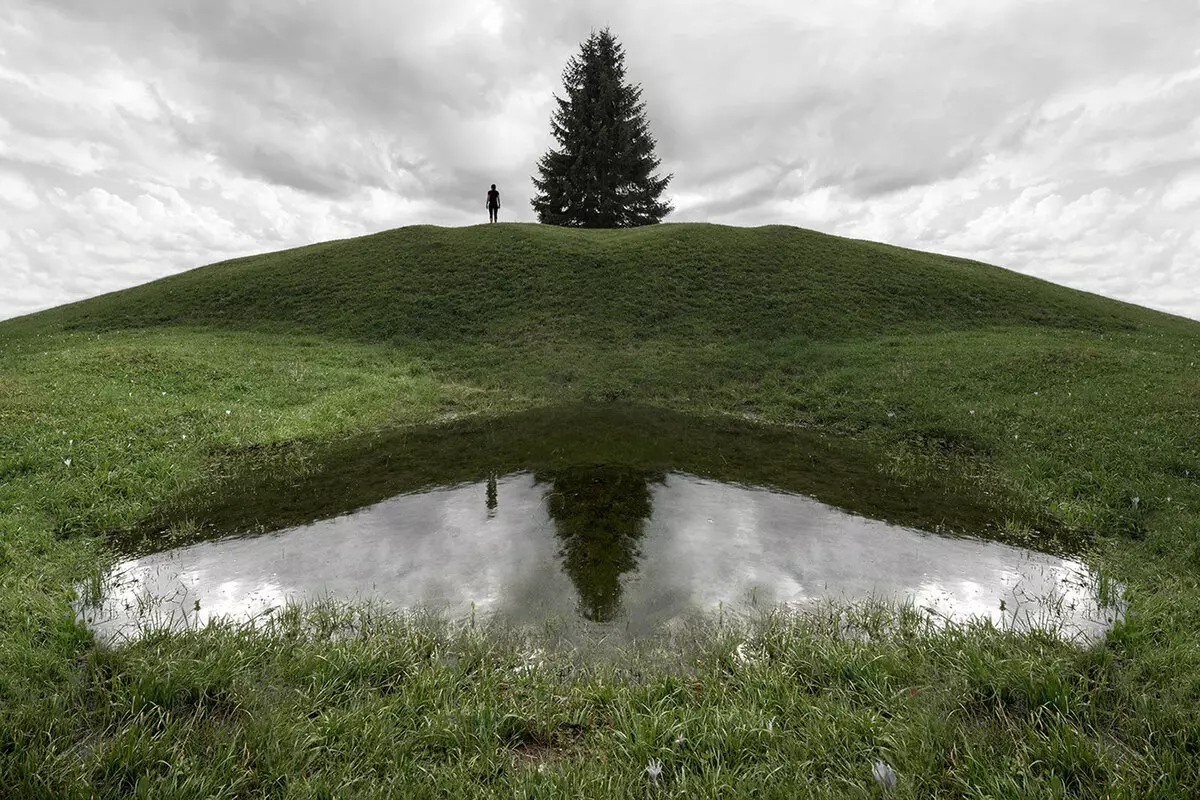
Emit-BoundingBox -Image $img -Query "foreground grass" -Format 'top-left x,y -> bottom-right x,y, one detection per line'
2,223 -> 1200,797
6,602 -> 1186,799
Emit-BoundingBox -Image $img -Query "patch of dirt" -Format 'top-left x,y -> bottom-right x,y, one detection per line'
511,741 -> 565,764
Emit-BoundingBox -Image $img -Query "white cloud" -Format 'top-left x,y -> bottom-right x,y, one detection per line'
1162,172 -> 1200,211
0,169 -> 38,210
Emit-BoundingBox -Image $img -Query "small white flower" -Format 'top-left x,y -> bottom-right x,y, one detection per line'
646,759 -> 663,783
225,410 -> 231,415
1132,496 -> 1140,507
887,412 -> 895,418
161,391 -> 166,396
872,760 -> 897,790
63,458 -> 71,467
1034,391 -> 1039,396
767,718 -> 775,735
182,434 -> 188,439
673,733 -> 686,748
969,409 -> 975,415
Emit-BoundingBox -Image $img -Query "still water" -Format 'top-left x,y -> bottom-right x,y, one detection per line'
81,453 -> 1119,642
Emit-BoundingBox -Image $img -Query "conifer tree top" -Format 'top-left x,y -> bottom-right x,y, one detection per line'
531,28 -> 673,228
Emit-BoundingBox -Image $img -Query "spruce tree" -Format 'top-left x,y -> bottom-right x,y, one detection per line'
531,28 -> 673,227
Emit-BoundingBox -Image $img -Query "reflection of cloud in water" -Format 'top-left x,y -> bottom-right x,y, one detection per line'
80,472 -> 1120,643
84,552 -> 291,637
84,475 -> 575,641
626,477 -> 1116,638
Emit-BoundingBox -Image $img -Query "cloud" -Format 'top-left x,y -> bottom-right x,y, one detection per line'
0,168 -> 39,211
0,0 -> 1198,321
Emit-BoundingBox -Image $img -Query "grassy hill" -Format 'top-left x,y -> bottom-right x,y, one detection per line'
19,223 -> 1192,344
2,223 -> 1200,797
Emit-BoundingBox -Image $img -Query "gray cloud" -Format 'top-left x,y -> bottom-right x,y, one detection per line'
1,0 -> 1198,321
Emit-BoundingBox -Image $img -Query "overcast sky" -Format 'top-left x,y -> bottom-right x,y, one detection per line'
2,0 -> 1199,322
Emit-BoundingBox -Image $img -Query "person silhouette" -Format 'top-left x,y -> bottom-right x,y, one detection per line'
486,184 -> 500,223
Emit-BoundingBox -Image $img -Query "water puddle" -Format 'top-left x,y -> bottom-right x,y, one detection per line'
79,405 -> 1121,642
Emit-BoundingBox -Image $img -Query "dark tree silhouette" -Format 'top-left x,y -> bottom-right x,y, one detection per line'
531,28 -> 673,227
536,464 -> 664,622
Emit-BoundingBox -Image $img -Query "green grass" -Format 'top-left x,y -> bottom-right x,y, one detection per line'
24,223 -> 1186,346
2,222 -> 1199,797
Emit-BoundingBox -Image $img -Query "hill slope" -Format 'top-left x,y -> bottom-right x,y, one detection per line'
11,223 -> 1194,344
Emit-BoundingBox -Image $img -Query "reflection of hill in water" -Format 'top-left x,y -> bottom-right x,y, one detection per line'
125,404 -> 1075,558
536,465 -> 664,622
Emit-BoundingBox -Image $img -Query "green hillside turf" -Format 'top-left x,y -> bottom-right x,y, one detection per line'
20,223 -> 1192,345
3,223 -> 1200,797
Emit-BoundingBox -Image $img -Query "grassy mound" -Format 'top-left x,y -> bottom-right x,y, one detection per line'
20,223 -> 1191,344
2,223 -> 1199,797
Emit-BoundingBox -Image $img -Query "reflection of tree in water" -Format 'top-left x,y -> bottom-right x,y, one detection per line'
486,474 -> 498,518
535,464 -> 664,622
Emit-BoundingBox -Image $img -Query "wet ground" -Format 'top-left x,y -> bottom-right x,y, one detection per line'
81,405 -> 1120,641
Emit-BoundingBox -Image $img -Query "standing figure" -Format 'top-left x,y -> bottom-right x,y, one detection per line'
486,184 -> 501,223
